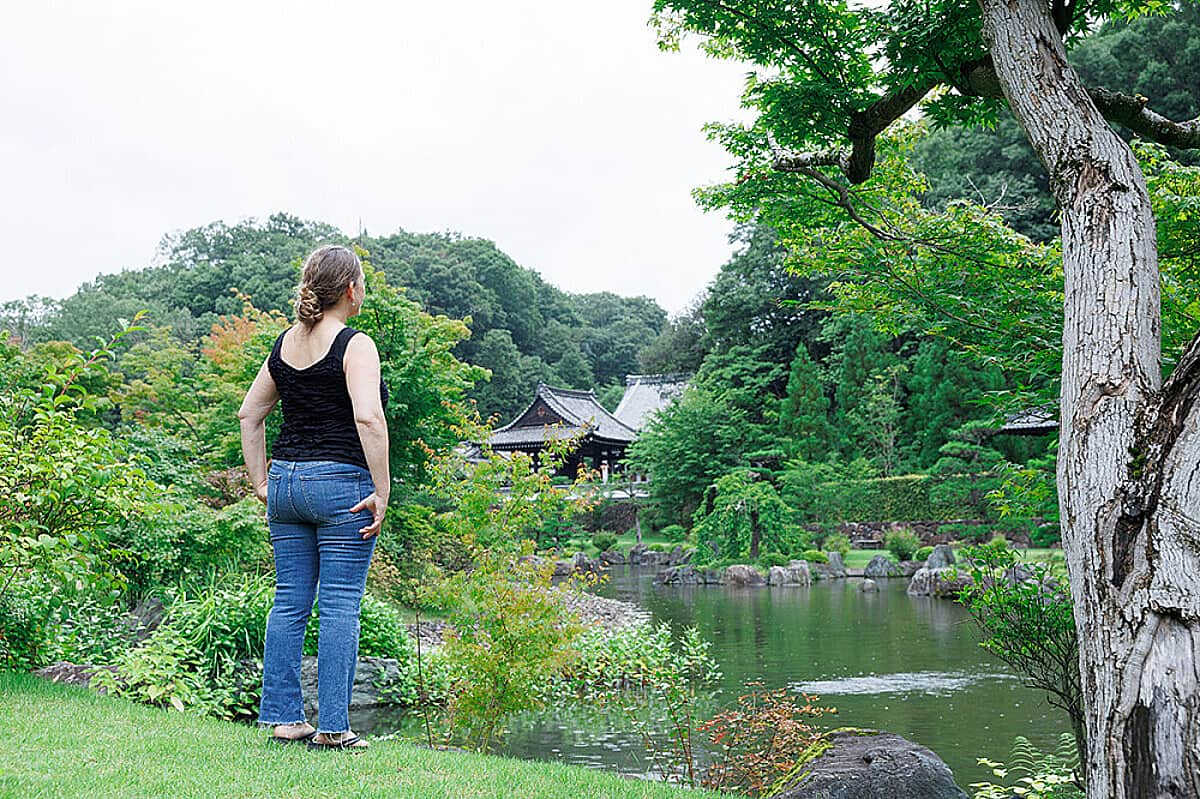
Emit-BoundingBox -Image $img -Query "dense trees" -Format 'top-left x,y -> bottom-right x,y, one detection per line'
654,0 -> 1200,793
7,216 -> 667,422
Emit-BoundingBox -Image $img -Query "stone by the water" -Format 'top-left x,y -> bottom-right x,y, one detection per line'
864,554 -> 903,578
860,579 -> 879,592
777,729 -> 967,799
723,564 -> 766,587
926,544 -> 956,570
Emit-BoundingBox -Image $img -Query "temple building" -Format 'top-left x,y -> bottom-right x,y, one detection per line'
488,374 -> 688,479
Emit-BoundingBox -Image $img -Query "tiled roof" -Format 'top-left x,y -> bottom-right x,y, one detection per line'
490,383 -> 639,448
613,374 -> 689,431
999,408 -> 1058,434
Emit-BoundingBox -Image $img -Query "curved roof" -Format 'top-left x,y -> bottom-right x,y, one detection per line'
613,374 -> 689,431
490,383 -> 638,448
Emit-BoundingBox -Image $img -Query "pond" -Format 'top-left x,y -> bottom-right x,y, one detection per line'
365,565 -> 1069,787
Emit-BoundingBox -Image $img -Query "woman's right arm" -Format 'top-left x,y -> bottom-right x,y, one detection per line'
238,358 -> 280,504
344,334 -> 390,538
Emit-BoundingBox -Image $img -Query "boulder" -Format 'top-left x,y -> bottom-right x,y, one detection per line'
699,567 -> 725,585
300,655 -> 413,718
656,565 -> 699,585
907,566 -> 972,599
723,564 -> 766,587
860,579 -> 879,593
552,559 -> 573,577
899,560 -> 923,577
572,551 -> 602,573
811,551 -> 848,580
665,545 -> 692,566
768,561 -> 812,587
777,729 -> 967,799
599,549 -> 627,566
864,555 -> 903,578
925,544 -> 956,570
628,543 -> 648,565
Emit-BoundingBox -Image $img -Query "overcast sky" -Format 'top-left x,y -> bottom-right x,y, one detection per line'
1,1 -> 752,316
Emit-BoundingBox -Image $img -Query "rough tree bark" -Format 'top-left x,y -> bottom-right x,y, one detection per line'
978,1 -> 1200,796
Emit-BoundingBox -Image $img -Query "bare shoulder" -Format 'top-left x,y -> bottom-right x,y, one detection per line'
344,331 -> 380,363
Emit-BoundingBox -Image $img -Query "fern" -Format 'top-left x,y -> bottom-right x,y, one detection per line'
970,734 -> 1084,799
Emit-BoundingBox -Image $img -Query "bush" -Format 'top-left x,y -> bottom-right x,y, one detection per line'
304,592 -> 414,661
884,528 -> 921,561
958,544 -> 1083,765
591,531 -> 618,552
822,532 -> 851,557
757,552 -> 789,569
558,622 -> 721,698
800,550 -> 829,564
438,551 -> 584,751
661,524 -> 688,543
937,521 -> 990,543
0,585 -> 56,670
914,546 -> 934,563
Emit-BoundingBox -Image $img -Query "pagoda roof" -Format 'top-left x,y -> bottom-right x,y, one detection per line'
490,383 -> 639,448
613,373 -> 689,431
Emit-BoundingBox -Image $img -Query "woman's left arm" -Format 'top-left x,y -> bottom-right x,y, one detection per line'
238,358 -> 280,504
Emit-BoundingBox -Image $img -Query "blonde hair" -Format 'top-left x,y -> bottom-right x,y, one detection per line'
295,245 -> 362,326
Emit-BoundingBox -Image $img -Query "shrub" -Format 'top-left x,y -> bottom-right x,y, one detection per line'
800,550 -> 828,564
757,552 -> 789,569
304,592 -> 414,661
884,528 -> 921,561
914,546 -> 935,563
822,533 -> 851,557
971,734 -> 1083,799
661,524 -> 688,543
438,550 -> 584,751
591,531 -> 618,552
937,521 -> 990,543
559,622 -> 721,698
958,544 -> 1083,765
699,687 -> 834,795
0,584 -> 56,670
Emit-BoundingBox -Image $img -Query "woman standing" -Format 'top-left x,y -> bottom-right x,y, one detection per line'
238,245 -> 389,750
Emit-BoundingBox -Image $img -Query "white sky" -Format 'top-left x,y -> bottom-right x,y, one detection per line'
0,1 -> 751,316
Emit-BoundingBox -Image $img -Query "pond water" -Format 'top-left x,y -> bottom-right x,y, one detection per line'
364,566 -> 1069,787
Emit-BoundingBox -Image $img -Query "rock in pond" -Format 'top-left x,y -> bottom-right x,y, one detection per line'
777,729 -> 967,799
657,565 -> 699,585
768,562 -> 812,587
860,579 -> 879,593
864,554 -> 903,578
907,566 -> 972,599
925,544 -> 956,570
723,564 -> 766,587
811,551 -> 848,580
599,549 -> 627,566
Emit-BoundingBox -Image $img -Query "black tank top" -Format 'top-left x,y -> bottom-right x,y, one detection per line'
268,326 -> 388,470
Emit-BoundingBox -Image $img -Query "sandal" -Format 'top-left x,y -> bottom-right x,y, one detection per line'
307,733 -> 369,751
271,723 -> 316,745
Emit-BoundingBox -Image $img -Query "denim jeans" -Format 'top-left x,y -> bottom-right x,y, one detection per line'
258,459 -> 376,733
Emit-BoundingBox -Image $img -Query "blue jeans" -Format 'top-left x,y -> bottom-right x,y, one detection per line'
258,459 -> 376,734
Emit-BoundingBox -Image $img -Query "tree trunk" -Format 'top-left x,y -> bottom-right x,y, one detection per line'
979,1 -> 1200,796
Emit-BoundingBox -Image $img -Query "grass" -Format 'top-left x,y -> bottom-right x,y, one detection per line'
1,672 -> 719,799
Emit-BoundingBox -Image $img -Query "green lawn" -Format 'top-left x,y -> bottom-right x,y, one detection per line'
1,672 -> 717,799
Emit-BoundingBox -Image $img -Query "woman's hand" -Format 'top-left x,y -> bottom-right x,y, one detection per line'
350,493 -> 387,539
254,482 -> 268,505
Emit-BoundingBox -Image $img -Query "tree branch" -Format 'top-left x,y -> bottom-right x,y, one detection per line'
1090,87 -> 1200,150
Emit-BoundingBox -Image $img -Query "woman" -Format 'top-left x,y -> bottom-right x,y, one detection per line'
238,244 -> 389,750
